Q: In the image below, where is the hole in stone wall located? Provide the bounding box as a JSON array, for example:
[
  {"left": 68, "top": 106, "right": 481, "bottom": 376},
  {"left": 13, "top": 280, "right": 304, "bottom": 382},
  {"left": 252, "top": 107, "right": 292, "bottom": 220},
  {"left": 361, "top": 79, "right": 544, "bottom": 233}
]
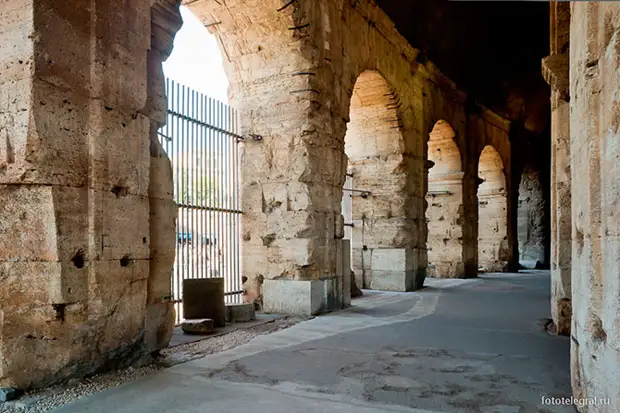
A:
[
  {"left": 72, "top": 250, "right": 85, "bottom": 269},
  {"left": 111, "top": 185, "right": 129, "bottom": 198},
  {"left": 120, "top": 255, "right": 132, "bottom": 267},
  {"left": 52, "top": 303, "right": 67, "bottom": 322}
]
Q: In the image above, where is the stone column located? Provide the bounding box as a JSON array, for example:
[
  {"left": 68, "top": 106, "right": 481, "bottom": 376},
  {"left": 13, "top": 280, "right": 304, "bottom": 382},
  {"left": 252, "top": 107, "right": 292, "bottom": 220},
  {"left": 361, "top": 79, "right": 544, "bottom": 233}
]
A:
[
  {"left": 568, "top": 3, "right": 620, "bottom": 409},
  {"left": 188, "top": 0, "right": 349, "bottom": 316},
  {"left": 542, "top": 0, "right": 571, "bottom": 336},
  {"left": 427, "top": 171, "right": 466, "bottom": 278}
]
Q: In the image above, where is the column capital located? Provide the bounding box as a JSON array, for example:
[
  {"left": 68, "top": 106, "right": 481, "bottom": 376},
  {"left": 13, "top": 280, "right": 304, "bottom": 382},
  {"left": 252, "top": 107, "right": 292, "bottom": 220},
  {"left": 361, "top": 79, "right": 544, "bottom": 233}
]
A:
[{"left": 542, "top": 54, "right": 569, "bottom": 102}]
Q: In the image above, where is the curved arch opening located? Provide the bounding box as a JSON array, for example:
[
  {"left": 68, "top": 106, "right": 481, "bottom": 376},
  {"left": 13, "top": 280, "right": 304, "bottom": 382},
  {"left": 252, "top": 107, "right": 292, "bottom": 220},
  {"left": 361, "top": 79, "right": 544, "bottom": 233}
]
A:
[
  {"left": 477, "top": 145, "right": 508, "bottom": 272},
  {"left": 426, "top": 121, "right": 465, "bottom": 278},
  {"left": 342, "top": 70, "right": 413, "bottom": 292},
  {"left": 160, "top": 5, "right": 241, "bottom": 320}
]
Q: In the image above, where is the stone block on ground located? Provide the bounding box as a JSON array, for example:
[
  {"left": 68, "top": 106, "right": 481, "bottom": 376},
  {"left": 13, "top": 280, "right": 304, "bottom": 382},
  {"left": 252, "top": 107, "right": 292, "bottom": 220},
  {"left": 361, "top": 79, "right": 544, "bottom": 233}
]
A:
[
  {"left": 183, "top": 278, "right": 226, "bottom": 327},
  {"left": 181, "top": 319, "right": 215, "bottom": 335},
  {"left": 351, "top": 270, "right": 363, "bottom": 298},
  {"left": 0, "top": 388, "right": 18, "bottom": 402},
  {"left": 225, "top": 303, "right": 256, "bottom": 323}
]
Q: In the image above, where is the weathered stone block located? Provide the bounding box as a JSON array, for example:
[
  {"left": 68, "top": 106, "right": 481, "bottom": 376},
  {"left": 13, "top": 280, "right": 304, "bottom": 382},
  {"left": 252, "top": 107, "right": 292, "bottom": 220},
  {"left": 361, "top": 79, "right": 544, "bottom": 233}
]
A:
[
  {"left": 181, "top": 319, "right": 215, "bottom": 335},
  {"left": 371, "top": 248, "right": 416, "bottom": 272},
  {"left": 100, "top": 191, "right": 150, "bottom": 261},
  {"left": 0, "top": 387, "right": 18, "bottom": 402},
  {"left": 144, "top": 302, "right": 175, "bottom": 350},
  {"left": 183, "top": 278, "right": 226, "bottom": 327},
  {"left": 370, "top": 270, "right": 415, "bottom": 292},
  {"left": 262, "top": 278, "right": 343, "bottom": 316},
  {"left": 225, "top": 303, "right": 256, "bottom": 323}
]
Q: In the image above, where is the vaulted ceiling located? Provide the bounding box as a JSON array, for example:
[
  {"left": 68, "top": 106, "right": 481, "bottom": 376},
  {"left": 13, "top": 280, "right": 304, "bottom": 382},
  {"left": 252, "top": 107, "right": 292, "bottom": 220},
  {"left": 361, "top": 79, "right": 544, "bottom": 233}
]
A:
[{"left": 377, "top": 0, "right": 550, "bottom": 134}]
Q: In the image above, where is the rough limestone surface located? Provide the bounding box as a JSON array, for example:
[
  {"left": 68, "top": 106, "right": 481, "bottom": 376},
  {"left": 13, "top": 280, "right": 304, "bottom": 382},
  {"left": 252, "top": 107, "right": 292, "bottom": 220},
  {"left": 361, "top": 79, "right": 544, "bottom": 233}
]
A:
[
  {"left": 517, "top": 166, "right": 547, "bottom": 267},
  {"left": 0, "top": 0, "right": 521, "bottom": 391},
  {"left": 477, "top": 145, "right": 510, "bottom": 272},
  {"left": 0, "top": 0, "right": 182, "bottom": 390},
  {"left": 543, "top": 1, "right": 572, "bottom": 338},
  {"left": 225, "top": 303, "right": 256, "bottom": 323},
  {"left": 568, "top": 3, "right": 620, "bottom": 411},
  {"left": 426, "top": 120, "right": 466, "bottom": 278},
  {"left": 187, "top": 0, "right": 513, "bottom": 302},
  {"left": 181, "top": 319, "right": 215, "bottom": 335}
]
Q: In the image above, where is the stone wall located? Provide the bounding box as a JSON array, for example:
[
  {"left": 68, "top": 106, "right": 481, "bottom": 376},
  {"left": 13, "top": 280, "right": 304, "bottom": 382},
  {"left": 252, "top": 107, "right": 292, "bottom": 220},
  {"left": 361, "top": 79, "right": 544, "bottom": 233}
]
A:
[
  {"left": 188, "top": 0, "right": 513, "bottom": 303},
  {"left": 0, "top": 0, "right": 181, "bottom": 389},
  {"left": 568, "top": 2, "right": 620, "bottom": 410},
  {"left": 517, "top": 166, "right": 547, "bottom": 268}
]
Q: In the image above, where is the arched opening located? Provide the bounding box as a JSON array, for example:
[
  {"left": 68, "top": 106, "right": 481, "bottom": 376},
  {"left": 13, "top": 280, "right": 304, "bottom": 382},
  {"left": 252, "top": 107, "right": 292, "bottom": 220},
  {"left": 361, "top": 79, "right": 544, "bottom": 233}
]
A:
[
  {"left": 426, "top": 121, "right": 465, "bottom": 278},
  {"left": 158, "top": 5, "right": 243, "bottom": 322},
  {"left": 343, "top": 71, "right": 417, "bottom": 292},
  {"left": 477, "top": 145, "right": 509, "bottom": 272},
  {"left": 517, "top": 165, "right": 549, "bottom": 269}
]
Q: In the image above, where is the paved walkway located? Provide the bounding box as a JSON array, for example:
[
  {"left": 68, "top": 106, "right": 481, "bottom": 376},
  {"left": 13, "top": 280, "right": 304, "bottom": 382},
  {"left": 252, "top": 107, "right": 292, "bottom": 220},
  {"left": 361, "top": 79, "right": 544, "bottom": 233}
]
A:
[{"left": 55, "top": 271, "right": 573, "bottom": 413}]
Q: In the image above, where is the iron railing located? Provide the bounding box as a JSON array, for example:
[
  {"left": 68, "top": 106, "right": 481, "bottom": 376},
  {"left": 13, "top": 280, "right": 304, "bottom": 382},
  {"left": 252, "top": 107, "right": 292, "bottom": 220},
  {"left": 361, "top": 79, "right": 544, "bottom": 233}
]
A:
[{"left": 158, "top": 79, "right": 243, "bottom": 324}]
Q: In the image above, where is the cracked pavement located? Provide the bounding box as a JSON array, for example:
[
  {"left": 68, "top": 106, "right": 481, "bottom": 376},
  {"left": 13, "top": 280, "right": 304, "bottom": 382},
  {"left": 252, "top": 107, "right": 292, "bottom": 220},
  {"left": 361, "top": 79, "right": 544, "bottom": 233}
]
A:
[{"left": 54, "top": 271, "right": 573, "bottom": 413}]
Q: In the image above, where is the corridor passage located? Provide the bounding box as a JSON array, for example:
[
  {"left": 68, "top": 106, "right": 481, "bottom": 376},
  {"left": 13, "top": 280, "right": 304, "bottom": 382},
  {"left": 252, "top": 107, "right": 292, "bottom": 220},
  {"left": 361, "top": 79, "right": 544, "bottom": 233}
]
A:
[{"left": 55, "top": 272, "right": 572, "bottom": 413}]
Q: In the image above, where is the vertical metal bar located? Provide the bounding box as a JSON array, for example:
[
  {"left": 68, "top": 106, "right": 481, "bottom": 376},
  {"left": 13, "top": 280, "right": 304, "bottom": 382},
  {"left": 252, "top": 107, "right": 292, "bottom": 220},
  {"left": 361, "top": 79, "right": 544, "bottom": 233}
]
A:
[
  {"left": 227, "top": 105, "right": 233, "bottom": 301},
  {"left": 182, "top": 83, "right": 188, "bottom": 290},
  {"left": 208, "top": 97, "right": 215, "bottom": 279},
  {"left": 217, "top": 101, "right": 226, "bottom": 284},
  {"left": 235, "top": 108, "right": 241, "bottom": 302},
  {"left": 191, "top": 88, "right": 196, "bottom": 280},
  {"left": 174, "top": 80, "right": 182, "bottom": 322},
  {"left": 233, "top": 104, "right": 243, "bottom": 302},
  {"left": 197, "top": 89, "right": 206, "bottom": 278},
  {"left": 232, "top": 106, "right": 237, "bottom": 302},
  {"left": 202, "top": 92, "right": 208, "bottom": 279}
]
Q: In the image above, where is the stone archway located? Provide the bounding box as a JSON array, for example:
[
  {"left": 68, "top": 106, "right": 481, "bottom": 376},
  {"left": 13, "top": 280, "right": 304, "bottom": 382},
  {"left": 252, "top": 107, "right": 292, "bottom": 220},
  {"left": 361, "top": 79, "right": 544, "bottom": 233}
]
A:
[
  {"left": 517, "top": 165, "right": 548, "bottom": 269},
  {"left": 344, "top": 70, "right": 418, "bottom": 292},
  {"left": 477, "top": 145, "right": 509, "bottom": 272},
  {"left": 426, "top": 121, "right": 465, "bottom": 278}
]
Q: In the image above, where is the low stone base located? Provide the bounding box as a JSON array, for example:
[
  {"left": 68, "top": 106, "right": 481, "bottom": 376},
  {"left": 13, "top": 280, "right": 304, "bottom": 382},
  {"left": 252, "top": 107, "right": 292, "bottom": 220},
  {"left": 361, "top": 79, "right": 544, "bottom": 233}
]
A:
[
  {"left": 181, "top": 319, "right": 215, "bottom": 335},
  {"left": 225, "top": 303, "right": 256, "bottom": 323},
  {"left": 427, "top": 261, "right": 465, "bottom": 279},
  {"left": 262, "top": 278, "right": 344, "bottom": 316},
  {"left": 370, "top": 270, "right": 426, "bottom": 292}
]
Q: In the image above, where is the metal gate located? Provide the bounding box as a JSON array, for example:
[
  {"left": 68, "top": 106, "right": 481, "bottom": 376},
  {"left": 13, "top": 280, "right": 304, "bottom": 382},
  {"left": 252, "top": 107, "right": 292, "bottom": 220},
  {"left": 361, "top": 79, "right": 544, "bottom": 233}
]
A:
[{"left": 158, "top": 79, "right": 243, "bottom": 324}]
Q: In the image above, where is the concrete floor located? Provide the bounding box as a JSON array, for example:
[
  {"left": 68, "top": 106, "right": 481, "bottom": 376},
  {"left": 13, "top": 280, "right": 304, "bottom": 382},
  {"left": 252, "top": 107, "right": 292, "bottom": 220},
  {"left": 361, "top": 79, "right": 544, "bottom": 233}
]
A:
[{"left": 54, "top": 271, "right": 573, "bottom": 413}]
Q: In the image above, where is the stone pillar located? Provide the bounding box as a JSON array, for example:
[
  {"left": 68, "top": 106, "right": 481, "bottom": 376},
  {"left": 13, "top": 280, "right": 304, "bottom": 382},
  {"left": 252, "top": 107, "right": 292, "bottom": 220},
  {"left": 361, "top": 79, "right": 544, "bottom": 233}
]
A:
[
  {"left": 0, "top": 0, "right": 181, "bottom": 389},
  {"left": 477, "top": 146, "right": 509, "bottom": 272},
  {"left": 461, "top": 170, "right": 481, "bottom": 278},
  {"left": 426, "top": 122, "right": 467, "bottom": 279},
  {"left": 568, "top": 3, "right": 620, "bottom": 410},
  {"left": 189, "top": 0, "right": 349, "bottom": 316},
  {"left": 542, "top": 0, "right": 572, "bottom": 337},
  {"left": 427, "top": 171, "right": 465, "bottom": 278}
]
